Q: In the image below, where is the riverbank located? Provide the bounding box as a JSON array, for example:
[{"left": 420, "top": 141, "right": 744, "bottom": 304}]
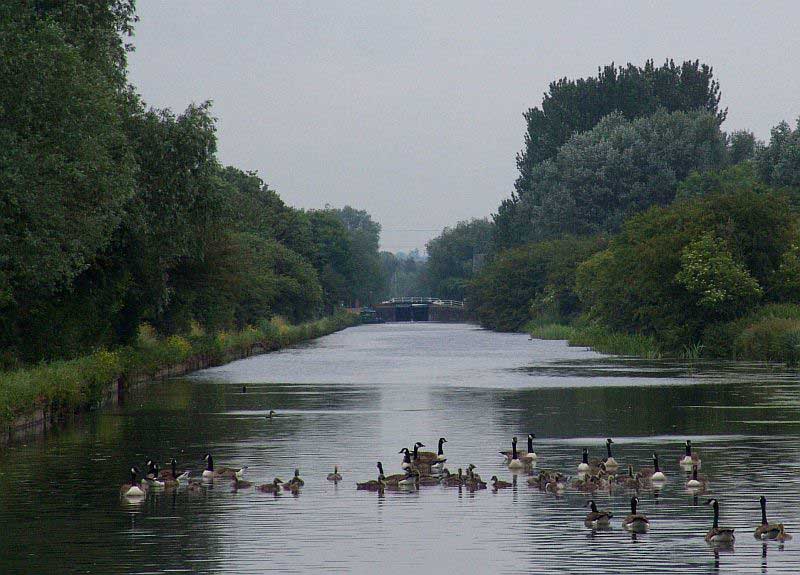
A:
[
  {"left": 0, "top": 312, "right": 359, "bottom": 443},
  {"left": 526, "top": 303, "right": 800, "bottom": 364}
]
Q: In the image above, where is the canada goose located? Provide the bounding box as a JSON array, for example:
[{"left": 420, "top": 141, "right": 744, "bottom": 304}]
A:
[
  {"left": 617, "top": 464, "right": 641, "bottom": 490},
  {"left": 623, "top": 496, "right": 649, "bottom": 533},
  {"left": 705, "top": 499, "right": 735, "bottom": 543},
  {"left": 505, "top": 437, "right": 524, "bottom": 469},
  {"left": 257, "top": 478, "right": 283, "bottom": 493},
  {"left": 242, "top": 385, "right": 247, "bottom": 393},
  {"left": 143, "top": 460, "right": 158, "bottom": 480},
  {"left": 397, "top": 469, "right": 418, "bottom": 489},
  {"left": 680, "top": 440, "right": 701, "bottom": 467},
  {"left": 203, "top": 454, "right": 248, "bottom": 480},
  {"left": 776, "top": 524, "right": 793, "bottom": 542},
  {"left": 143, "top": 464, "right": 166, "bottom": 489},
  {"left": 584, "top": 500, "right": 613, "bottom": 526},
  {"left": 416, "top": 438, "right": 448, "bottom": 464},
  {"left": 686, "top": 465, "right": 707, "bottom": 490},
  {"left": 232, "top": 477, "right": 253, "bottom": 489},
  {"left": 462, "top": 464, "right": 482, "bottom": 483},
  {"left": 491, "top": 476, "right": 513, "bottom": 490},
  {"left": 202, "top": 454, "right": 216, "bottom": 479},
  {"left": 377, "top": 462, "right": 408, "bottom": 486},
  {"left": 266, "top": 410, "right": 276, "bottom": 420},
  {"left": 327, "top": 466, "right": 343, "bottom": 482},
  {"left": 442, "top": 468, "right": 464, "bottom": 487},
  {"left": 465, "top": 472, "right": 487, "bottom": 491},
  {"left": 417, "top": 472, "right": 441, "bottom": 486},
  {"left": 603, "top": 438, "right": 619, "bottom": 468},
  {"left": 121, "top": 467, "right": 147, "bottom": 497},
  {"left": 159, "top": 458, "right": 190, "bottom": 487},
  {"left": 500, "top": 434, "right": 537, "bottom": 463},
  {"left": 285, "top": 481, "right": 301, "bottom": 495},
  {"left": 400, "top": 448, "right": 412, "bottom": 470},
  {"left": 578, "top": 448, "right": 590, "bottom": 472},
  {"left": 651, "top": 453, "right": 667, "bottom": 482},
  {"left": 287, "top": 468, "right": 304, "bottom": 487},
  {"left": 754, "top": 496, "right": 791, "bottom": 540},
  {"left": 356, "top": 465, "right": 386, "bottom": 491},
  {"left": 544, "top": 475, "right": 566, "bottom": 494}
]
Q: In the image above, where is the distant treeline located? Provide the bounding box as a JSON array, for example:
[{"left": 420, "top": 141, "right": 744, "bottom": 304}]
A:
[
  {"left": 0, "top": 2, "right": 386, "bottom": 366},
  {"left": 423, "top": 60, "right": 800, "bottom": 362}
]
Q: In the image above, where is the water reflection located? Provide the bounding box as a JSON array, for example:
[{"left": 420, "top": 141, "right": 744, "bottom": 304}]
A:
[{"left": 0, "top": 323, "right": 798, "bottom": 573}]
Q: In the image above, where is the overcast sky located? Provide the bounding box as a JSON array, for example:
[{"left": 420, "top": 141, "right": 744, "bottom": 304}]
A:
[{"left": 128, "top": 0, "right": 799, "bottom": 252}]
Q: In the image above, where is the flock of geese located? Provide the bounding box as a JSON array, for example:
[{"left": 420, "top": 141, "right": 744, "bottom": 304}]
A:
[{"left": 120, "top": 433, "right": 792, "bottom": 546}]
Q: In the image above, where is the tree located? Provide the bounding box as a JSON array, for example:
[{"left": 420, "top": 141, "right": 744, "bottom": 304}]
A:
[
  {"left": 515, "top": 59, "right": 725, "bottom": 195},
  {"left": 756, "top": 118, "right": 800, "bottom": 188},
  {"left": 494, "top": 109, "right": 726, "bottom": 247},
  {"left": 425, "top": 219, "right": 493, "bottom": 300},
  {"left": 469, "top": 236, "right": 605, "bottom": 331},
  {"left": 576, "top": 181, "right": 797, "bottom": 348}
]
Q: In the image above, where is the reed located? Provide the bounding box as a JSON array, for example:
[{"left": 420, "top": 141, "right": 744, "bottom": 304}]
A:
[{"left": 0, "top": 312, "right": 358, "bottom": 426}]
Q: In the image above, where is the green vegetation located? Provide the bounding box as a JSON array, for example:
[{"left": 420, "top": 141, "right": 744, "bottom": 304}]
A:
[
  {"left": 0, "top": 3, "right": 386, "bottom": 368},
  {"left": 0, "top": 312, "right": 358, "bottom": 425},
  {"left": 413, "top": 60, "right": 800, "bottom": 364}
]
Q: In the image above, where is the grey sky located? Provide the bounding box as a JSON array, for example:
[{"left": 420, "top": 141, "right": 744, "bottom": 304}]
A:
[{"left": 128, "top": 0, "right": 799, "bottom": 253}]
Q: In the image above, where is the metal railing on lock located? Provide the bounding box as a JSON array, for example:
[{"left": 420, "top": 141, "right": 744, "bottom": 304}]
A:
[{"left": 378, "top": 297, "right": 465, "bottom": 308}]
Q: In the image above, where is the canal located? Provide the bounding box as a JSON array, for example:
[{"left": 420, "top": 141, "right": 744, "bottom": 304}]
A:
[{"left": 1, "top": 323, "right": 799, "bottom": 573}]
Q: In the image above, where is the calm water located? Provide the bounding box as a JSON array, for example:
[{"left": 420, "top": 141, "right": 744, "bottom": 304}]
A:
[{"left": 2, "top": 323, "right": 800, "bottom": 574}]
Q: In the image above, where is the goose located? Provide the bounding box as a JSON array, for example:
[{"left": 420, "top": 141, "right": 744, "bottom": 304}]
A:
[
  {"left": 266, "top": 410, "right": 276, "bottom": 420},
  {"left": 257, "top": 478, "right": 284, "bottom": 493},
  {"left": 121, "top": 467, "right": 147, "bottom": 498},
  {"left": 776, "top": 524, "right": 793, "bottom": 542},
  {"left": 397, "top": 469, "right": 418, "bottom": 489},
  {"left": 603, "top": 438, "right": 619, "bottom": 468},
  {"left": 143, "top": 464, "right": 166, "bottom": 489},
  {"left": 287, "top": 468, "right": 304, "bottom": 487},
  {"left": 327, "top": 466, "right": 343, "bottom": 482},
  {"left": 622, "top": 496, "right": 649, "bottom": 533},
  {"left": 686, "top": 465, "right": 707, "bottom": 491},
  {"left": 232, "top": 477, "right": 253, "bottom": 489},
  {"left": 399, "top": 448, "right": 412, "bottom": 470},
  {"left": 465, "top": 464, "right": 483, "bottom": 483},
  {"left": 705, "top": 499, "right": 735, "bottom": 543},
  {"left": 159, "top": 458, "right": 190, "bottom": 487},
  {"left": 464, "top": 471, "right": 487, "bottom": 491},
  {"left": 356, "top": 466, "right": 386, "bottom": 491},
  {"left": 544, "top": 475, "right": 566, "bottom": 494},
  {"left": 417, "top": 472, "right": 441, "bottom": 486},
  {"left": 143, "top": 460, "right": 158, "bottom": 481},
  {"left": 754, "top": 496, "right": 791, "bottom": 540},
  {"left": 584, "top": 500, "right": 613, "bottom": 526},
  {"left": 202, "top": 454, "right": 216, "bottom": 479},
  {"left": 491, "top": 476, "right": 513, "bottom": 490},
  {"left": 442, "top": 468, "right": 464, "bottom": 487},
  {"left": 285, "top": 481, "right": 301, "bottom": 495},
  {"left": 415, "top": 438, "right": 447, "bottom": 464},
  {"left": 505, "top": 437, "right": 525, "bottom": 469},
  {"left": 651, "top": 453, "right": 667, "bottom": 482},
  {"left": 680, "top": 440, "right": 701, "bottom": 467},
  {"left": 377, "top": 462, "right": 408, "bottom": 486},
  {"left": 578, "top": 448, "right": 590, "bottom": 472},
  {"left": 617, "top": 464, "right": 641, "bottom": 490},
  {"left": 500, "top": 434, "right": 537, "bottom": 463}
]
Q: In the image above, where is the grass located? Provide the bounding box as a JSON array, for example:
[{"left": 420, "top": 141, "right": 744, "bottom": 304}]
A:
[
  {"left": 0, "top": 312, "right": 359, "bottom": 426},
  {"left": 526, "top": 320, "right": 662, "bottom": 359}
]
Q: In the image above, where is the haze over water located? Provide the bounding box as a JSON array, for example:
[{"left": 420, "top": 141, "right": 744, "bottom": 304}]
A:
[{"left": 2, "top": 323, "right": 799, "bottom": 573}]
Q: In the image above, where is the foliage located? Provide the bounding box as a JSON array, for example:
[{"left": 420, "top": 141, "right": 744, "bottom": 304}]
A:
[
  {"left": 576, "top": 184, "right": 798, "bottom": 349},
  {"left": 495, "top": 109, "right": 726, "bottom": 248},
  {"left": 425, "top": 219, "right": 493, "bottom": 300},
  {"left": 756, "top": 118, "right": 800, "bottom": 187},
  {"left": 469, "top": 236, "right": 605, "bottom": 331},
  {"left": 0, "top": 313, "right": 358, "bottom": 425},
  {"left": 515, "top": 59, "right": 724, "bottom": 196},
  {"left": 378, "top": 251, "right": 428, "bottom": 300}
]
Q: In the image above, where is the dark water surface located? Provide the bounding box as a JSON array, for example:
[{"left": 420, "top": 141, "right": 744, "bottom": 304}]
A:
[{"left": 2, "top": 323, "right": 800, "bottom": 573}]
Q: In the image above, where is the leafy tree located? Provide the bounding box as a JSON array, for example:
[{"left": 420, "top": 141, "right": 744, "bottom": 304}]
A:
[
  {"left": 469, "top": 236, "right": 605, "bottom": 331},
  {"left": 425, "top": 218, "right": 493, "bottom": 300},
  {"left": 576, "top": 181, "right": 797, "bottom": 348},
  {"left": 515, "top": 59, "right": 724, "bottom": 195},
  {"left": 727, "top": 130, "right": 758, "bottom": 164},
  {"left": 330, "top": 206, "right": 384, "bottom": 305},
  {"left": 495, "top": 109, "right": 726, "bottom": 247},
  {"left": 756, "top": 118, "right": 800, "bottom": 187}
]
